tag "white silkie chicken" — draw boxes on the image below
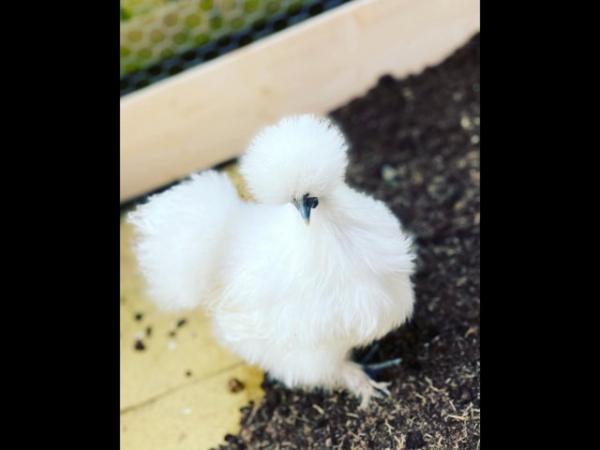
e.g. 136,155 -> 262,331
129,115 -> 416,408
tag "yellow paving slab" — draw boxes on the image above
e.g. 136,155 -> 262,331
121,164 -> 264,450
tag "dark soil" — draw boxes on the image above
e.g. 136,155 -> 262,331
217,34 -> 480,450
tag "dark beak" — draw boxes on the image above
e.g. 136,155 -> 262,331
293,195 -> 319,225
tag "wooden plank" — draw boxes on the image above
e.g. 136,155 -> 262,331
120,0 -> 480,201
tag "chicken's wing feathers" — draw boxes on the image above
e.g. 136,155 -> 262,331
128,171 -> 241,311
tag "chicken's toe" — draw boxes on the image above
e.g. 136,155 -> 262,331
370,379 -> 391,396
341,361 -> 392,409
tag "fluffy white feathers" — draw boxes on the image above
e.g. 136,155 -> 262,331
240,115 -> 349,203
128,171 -> 241,311
129,114 -> 416,407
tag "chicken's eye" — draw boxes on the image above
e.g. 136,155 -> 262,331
302,192 -> 319,209
303,193 -> 318,209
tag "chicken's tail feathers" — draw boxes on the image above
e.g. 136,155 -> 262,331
128,171 -> 242,312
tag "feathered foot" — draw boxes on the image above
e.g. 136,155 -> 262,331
340,361 -> 392,409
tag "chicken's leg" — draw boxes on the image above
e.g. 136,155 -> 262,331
357,341 -> 402,379
340,361 -> 391,409
358,341 -> 381,364
363,358 -> 402,379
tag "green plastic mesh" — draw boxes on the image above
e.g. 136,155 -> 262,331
120,0 -> 312,76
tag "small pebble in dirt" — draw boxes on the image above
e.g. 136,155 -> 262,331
134,339 -> 146,351
228,378 -> 245,393
167,340 -> 177,351
145,326 -> 152,337
460,116 -> 472,130
168,330 -> 177,338
381,164 -> 398,183
470,134 -> 480,144
134,312 -> 143,321
185,370 -> 192,378
181,407 -> 192,415
176,318 -> 188,328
